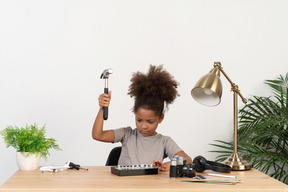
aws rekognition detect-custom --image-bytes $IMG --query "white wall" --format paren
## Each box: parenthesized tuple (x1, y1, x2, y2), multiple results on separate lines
(0, 0, 287, 185)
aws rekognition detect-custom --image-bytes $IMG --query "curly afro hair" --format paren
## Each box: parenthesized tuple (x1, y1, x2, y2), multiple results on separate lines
(128, 65, 179, 116)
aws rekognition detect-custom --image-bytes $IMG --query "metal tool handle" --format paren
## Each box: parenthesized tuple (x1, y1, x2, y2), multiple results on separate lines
(103, 88, 109, 120)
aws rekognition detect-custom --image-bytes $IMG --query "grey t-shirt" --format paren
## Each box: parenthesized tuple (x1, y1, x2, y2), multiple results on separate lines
(113, 126, 183, 165)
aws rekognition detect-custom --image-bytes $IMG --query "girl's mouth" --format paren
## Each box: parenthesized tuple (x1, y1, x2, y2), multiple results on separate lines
(140, 130, 151, 135)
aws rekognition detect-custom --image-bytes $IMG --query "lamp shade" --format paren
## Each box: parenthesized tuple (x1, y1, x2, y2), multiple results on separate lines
(191, 67, 222, 106)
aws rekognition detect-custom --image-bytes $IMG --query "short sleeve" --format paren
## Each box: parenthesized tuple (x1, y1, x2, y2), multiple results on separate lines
(163, 136, 183, 160)
(113, 127, 133, 143)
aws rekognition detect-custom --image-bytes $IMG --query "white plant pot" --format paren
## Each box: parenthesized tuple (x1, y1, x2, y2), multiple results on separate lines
(16, 151, 41, 170)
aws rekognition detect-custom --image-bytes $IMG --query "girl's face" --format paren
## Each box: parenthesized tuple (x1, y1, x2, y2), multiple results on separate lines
(135, 107, 164, 137)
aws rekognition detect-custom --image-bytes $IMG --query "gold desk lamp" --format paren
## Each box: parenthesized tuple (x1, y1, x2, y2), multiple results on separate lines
(191, 62, 252, 171)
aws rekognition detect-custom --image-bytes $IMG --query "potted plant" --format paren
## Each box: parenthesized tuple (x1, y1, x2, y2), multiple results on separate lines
(210, 73, 288, 184)
(0, 123, 61, 170)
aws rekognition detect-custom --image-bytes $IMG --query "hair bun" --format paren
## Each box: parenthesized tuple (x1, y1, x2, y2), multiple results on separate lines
(128, 65, 179, 105)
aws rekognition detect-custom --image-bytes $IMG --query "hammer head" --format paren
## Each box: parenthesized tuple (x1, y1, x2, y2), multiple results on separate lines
(100, 68, 113, 79)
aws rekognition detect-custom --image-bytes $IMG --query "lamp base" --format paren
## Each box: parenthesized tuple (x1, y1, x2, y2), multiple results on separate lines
(224, 152, 252, 171)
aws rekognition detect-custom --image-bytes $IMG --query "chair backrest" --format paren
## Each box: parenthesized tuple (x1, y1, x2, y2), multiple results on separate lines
(105, 146, 122, 166)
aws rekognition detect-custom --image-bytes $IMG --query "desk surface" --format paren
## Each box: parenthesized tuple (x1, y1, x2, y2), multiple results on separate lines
(1, 166, 288, 192)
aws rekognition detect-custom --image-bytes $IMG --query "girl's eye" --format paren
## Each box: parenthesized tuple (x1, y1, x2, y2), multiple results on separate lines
(137, 119, 142, 122)
(148, 121, 154, 124)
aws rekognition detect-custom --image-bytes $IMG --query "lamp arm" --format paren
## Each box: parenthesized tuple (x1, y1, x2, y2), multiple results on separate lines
(214, 62, 247, 104)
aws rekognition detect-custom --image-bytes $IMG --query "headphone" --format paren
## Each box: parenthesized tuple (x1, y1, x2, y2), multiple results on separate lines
(192, 155, 231, 173)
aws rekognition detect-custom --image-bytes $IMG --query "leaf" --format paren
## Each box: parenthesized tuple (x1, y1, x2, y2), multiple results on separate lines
(0, 123, 62, 161)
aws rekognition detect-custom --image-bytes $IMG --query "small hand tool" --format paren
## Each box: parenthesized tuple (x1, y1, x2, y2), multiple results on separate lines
(69, 162, 88, 171)
(100, 68, 113, 120)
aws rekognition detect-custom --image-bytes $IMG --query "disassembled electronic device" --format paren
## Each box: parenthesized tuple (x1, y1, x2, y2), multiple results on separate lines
(40, 161, 71, 172)
(111, 164, 158, 176)
(170, 155, 196, 178)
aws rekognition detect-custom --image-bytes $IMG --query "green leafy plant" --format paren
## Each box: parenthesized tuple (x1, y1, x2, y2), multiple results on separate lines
(0, 123, 62, 160)
(210, 73, 288, 184)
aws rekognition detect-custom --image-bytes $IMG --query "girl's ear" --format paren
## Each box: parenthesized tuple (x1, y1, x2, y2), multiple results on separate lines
(159, 114, 164, 123)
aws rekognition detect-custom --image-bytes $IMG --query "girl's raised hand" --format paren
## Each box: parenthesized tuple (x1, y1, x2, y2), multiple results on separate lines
(98, 91, 111, 108)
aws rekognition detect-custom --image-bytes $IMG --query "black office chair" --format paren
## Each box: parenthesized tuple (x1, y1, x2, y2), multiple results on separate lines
(105, 146, 122, 166)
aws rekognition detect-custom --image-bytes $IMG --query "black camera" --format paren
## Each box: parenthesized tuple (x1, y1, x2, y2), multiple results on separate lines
(169, 155, 196, 178)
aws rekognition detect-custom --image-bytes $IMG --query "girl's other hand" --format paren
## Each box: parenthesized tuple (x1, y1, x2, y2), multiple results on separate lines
(152, 160, 169, 172)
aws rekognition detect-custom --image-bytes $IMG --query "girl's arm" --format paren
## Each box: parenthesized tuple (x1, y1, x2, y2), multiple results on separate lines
(92, 91, 114, 142)
(175, 151, 192, 164)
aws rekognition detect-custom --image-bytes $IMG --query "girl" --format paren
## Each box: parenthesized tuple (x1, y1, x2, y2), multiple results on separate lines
(92, 65, 192, 171)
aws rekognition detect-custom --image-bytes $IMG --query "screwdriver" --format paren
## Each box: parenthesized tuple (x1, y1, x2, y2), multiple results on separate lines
(68, 162, 88, 171)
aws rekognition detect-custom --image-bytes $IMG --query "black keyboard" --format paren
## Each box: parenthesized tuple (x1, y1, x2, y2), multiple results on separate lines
(111, 164, 158, 176)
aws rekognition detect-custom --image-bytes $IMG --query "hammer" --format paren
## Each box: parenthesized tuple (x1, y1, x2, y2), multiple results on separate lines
(100, 68, 113, 120)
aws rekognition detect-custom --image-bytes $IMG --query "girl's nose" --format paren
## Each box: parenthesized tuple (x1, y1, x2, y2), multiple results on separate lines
(142, 123, 148, 129)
